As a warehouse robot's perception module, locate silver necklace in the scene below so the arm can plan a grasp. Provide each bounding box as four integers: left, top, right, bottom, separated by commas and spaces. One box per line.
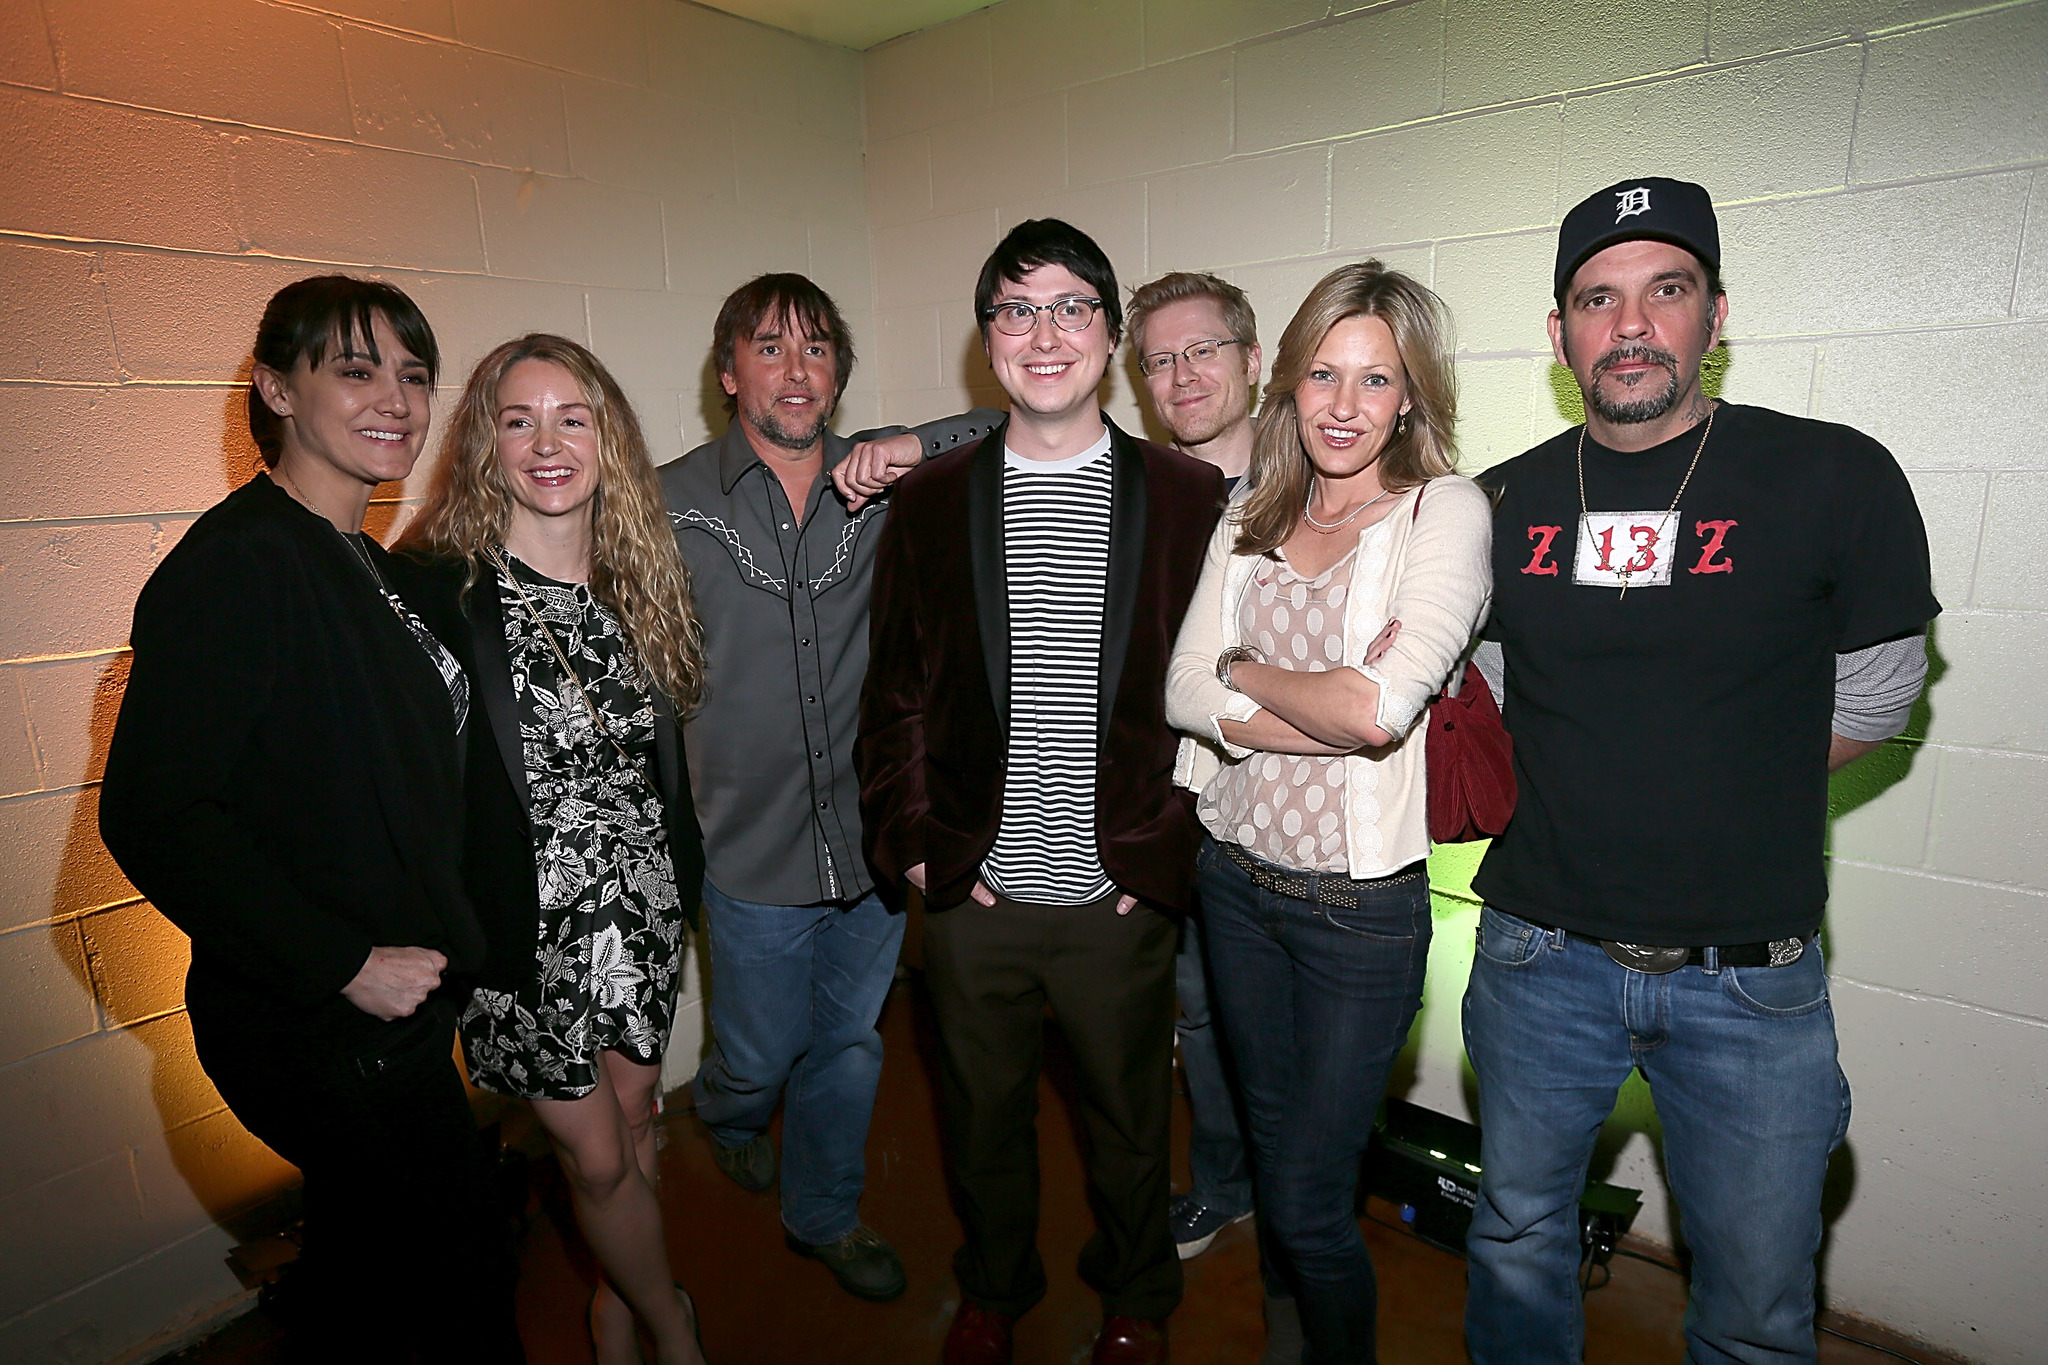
273, 465, 387, 589
1303, 479, 1392, 534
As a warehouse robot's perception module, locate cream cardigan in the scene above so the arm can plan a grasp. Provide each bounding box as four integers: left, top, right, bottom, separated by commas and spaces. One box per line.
1166, 474, 1493, 877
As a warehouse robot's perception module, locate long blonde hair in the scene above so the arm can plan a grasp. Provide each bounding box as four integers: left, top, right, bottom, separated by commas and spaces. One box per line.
397, 334, 706, 711
1235, 260, 1459, 556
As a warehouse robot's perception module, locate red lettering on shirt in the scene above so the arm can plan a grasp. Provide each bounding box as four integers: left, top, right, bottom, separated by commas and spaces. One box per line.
1690, 519, 1738, 574
1523, 525, 1562, 575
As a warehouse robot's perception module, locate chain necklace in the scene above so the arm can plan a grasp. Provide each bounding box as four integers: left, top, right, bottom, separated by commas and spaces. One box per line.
1303, 479, 1393, 534
1576, 405, 1716, 600
485, 544, 651, 789
272, 463, 389, 590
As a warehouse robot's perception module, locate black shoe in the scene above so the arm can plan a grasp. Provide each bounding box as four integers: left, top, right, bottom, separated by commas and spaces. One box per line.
1170, 1193, 1251, 1259
786, 1223, 907, 1302
711, 1132, 776, 1192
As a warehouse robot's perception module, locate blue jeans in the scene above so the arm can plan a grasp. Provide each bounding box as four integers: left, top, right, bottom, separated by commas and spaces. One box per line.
1177, 905, 1253, 1217
1198, 837, 1432, 1365
1462, 906, 1852, 1365
692, 879, 906, 1245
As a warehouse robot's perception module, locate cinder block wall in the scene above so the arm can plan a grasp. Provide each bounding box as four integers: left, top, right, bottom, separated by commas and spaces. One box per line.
859, 1, 2047, 1360
0, 2, 863, 1361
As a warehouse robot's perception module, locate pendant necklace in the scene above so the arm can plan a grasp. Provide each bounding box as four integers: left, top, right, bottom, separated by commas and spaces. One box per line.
1576, 405, 1715, 600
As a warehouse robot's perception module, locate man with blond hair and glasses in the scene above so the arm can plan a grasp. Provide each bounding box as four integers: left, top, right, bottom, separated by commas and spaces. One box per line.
1129, 271, 1262, 490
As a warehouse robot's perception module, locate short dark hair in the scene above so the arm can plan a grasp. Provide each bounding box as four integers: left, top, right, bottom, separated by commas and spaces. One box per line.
248, 275, 439, 467
974, 218, 1122, 345
711, 274, 856, 415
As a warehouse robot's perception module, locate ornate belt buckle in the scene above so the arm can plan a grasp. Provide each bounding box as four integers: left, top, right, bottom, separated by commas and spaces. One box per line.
1766, 936, 1807, 968
1601, 940, 1689, 974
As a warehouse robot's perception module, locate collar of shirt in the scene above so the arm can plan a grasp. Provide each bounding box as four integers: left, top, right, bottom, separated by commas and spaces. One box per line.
715, 419, 857, 496
1002, 421, 1112, 473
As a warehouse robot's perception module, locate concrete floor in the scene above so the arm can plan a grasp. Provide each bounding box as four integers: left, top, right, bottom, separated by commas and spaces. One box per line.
167, 974, 1943, 1365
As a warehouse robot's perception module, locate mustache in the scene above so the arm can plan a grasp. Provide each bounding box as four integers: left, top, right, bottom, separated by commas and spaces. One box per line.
1592, 344, 1680, 379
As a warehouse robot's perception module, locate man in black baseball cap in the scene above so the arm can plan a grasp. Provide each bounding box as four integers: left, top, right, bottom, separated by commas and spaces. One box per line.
1461, 179, 1941, 1363
1551, 175, 1720, 302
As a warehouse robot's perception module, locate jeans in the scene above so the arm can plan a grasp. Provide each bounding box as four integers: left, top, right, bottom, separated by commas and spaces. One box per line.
692, 879, 906, 1245
1177, 905, 1253, 1216
1462, 906, 1852, 1365
1198, 837, 1432, 1365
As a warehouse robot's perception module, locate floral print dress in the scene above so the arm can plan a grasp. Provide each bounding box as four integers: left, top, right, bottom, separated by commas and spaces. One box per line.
458, 551, 683, 1101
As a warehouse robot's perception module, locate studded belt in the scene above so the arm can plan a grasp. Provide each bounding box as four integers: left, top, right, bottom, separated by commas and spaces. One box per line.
1220, 840, 1427, 910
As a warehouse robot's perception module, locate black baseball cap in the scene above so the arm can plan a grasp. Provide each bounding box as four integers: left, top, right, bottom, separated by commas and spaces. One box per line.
1554, 177, 1719, 300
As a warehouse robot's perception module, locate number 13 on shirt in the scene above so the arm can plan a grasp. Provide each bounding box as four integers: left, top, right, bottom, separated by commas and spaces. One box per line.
1573, 510, 1678, 588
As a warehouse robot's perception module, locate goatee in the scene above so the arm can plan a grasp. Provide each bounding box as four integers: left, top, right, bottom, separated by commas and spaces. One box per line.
1588, 344, 1681, 425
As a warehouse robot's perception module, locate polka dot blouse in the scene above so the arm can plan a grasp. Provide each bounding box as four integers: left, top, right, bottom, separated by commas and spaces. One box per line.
1197, 543, 1361, 873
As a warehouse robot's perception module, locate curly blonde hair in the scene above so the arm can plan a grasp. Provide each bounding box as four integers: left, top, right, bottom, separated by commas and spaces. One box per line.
397, 334, 705, 710
1235, 261, 1459, 556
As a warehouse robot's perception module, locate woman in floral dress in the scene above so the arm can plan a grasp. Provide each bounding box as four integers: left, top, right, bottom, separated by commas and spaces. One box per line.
393, 334, 708, 1365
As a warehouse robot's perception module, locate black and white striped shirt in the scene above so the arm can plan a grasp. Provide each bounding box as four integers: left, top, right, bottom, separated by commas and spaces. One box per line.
980, 429, 1116, 905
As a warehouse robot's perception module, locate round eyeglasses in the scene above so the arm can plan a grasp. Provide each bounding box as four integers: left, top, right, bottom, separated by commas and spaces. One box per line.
1138, 338, 1246, 376
983, 297, 1104, 336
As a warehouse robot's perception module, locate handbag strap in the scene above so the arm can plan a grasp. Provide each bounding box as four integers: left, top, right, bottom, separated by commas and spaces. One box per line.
484, 546, 651, 788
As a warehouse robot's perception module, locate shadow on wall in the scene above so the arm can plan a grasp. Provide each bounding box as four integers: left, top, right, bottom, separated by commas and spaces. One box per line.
51, 653, 301, 1260
697, 350, 728, 446
39, 384, 301, 1321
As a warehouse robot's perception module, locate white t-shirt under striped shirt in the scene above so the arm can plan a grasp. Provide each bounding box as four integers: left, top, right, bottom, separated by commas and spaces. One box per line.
979, 428, 1116, 905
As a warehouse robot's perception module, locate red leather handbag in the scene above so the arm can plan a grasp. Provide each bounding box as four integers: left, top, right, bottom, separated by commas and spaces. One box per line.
1424, 659, 1515, 843
1408, 485, 1516, 843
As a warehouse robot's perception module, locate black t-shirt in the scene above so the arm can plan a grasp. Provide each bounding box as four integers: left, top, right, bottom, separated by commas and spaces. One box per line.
1473, 403, 1939, 944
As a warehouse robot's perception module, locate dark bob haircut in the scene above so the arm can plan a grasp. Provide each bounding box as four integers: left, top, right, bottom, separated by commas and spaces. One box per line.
247, 275, 439, 468
973, 218, 1122, 346
711, 273, 857, 415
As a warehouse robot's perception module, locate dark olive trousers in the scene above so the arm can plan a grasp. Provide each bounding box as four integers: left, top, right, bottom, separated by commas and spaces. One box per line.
922, 891, 1183, 1321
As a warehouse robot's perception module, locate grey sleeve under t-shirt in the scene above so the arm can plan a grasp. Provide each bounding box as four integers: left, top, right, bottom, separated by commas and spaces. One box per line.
1832, 631, 1928, 742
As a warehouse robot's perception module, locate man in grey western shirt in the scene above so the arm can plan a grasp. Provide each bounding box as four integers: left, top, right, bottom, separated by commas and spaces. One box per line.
660, 272, 995, 1302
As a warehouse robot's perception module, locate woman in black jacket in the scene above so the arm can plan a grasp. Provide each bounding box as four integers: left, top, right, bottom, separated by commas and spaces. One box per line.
391, 334, 707, 1365
99, 276, 522, 1362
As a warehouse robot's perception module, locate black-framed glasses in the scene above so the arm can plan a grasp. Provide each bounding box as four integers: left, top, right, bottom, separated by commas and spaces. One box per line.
1138, 338, 1245, 376
982, 297, 1104, 336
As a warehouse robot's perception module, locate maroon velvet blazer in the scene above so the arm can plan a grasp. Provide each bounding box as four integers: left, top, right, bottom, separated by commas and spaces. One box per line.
856, 416, 1225, 913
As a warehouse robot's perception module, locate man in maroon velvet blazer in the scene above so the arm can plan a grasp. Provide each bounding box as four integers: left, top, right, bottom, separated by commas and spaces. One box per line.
857, 220, 1223, 1365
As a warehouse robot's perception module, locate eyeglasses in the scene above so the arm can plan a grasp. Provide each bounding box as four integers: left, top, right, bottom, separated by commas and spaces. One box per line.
1138, 338, 1246, 376
982, 297, 1104, 336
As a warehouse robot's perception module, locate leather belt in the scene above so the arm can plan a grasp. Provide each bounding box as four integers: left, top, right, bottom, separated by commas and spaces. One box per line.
1516, 915, 1815, 973
1220, 840, 1426, 910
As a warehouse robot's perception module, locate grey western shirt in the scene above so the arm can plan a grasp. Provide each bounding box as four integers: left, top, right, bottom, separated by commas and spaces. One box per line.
662, 409, 1000, 906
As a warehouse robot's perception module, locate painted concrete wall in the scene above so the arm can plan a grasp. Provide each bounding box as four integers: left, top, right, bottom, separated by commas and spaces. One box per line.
858, 2, 2048, 1361
4, 0, 2042, 1361
0, 2, 863, 1360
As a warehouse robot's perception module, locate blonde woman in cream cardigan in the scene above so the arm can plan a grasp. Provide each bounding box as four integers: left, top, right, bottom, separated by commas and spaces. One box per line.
1164, 261, 1490, 1365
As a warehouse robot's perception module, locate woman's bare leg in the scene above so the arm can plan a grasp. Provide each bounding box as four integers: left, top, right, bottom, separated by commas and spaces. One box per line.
531, 1054, 703, 1365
